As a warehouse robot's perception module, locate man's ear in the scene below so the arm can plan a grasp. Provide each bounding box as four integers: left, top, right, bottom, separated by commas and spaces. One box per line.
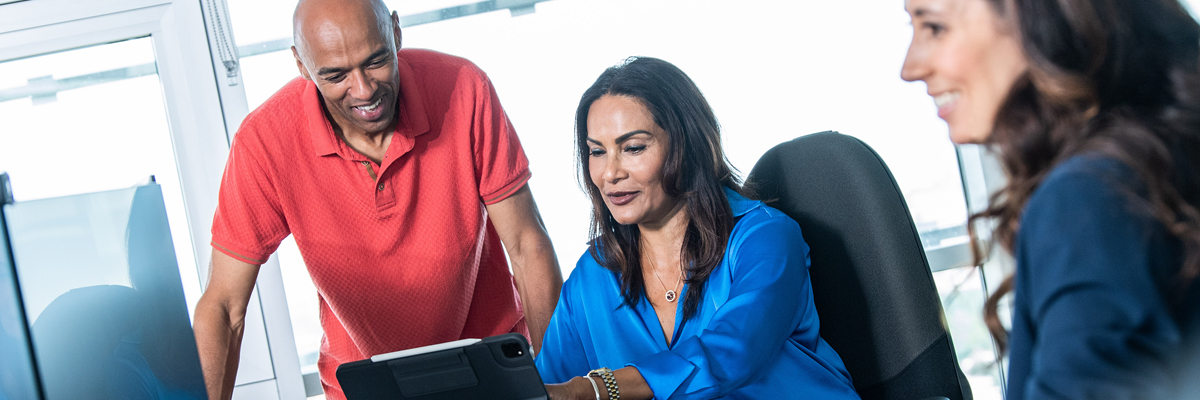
391, 11, 402, 50
292, 45, 312, 81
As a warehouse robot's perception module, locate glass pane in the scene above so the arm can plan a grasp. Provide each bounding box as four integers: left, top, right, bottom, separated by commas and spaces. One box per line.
3, 184, 206, 400
934, 266, 1004, 400
224, 0, 973, 382
0, 38, 199, 316
277, 236, 322, 369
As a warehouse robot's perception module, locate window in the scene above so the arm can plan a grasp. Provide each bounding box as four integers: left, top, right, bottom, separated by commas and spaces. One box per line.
0, 1, 304, 398
0, 38, 197, 287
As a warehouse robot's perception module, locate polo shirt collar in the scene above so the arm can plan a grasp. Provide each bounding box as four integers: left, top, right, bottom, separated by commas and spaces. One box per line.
306, 53, 430, 157
726, 187, 760, 217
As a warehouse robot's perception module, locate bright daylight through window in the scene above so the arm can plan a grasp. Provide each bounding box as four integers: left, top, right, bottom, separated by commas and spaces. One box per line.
0, 37, 201, 314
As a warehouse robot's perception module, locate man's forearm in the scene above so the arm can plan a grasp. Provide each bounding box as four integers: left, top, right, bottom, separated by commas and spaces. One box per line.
511, 236, 563, 353
194, 298, 247, 400
485, 186, 563, 353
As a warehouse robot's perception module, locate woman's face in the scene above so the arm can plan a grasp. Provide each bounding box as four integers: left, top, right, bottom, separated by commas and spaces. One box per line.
586, 95, 682, 227
901, 0, 1029, 144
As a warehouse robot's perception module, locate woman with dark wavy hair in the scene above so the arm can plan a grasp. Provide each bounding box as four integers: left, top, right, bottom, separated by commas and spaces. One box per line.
535, 57, 859, 399
903, 0, 1200, 398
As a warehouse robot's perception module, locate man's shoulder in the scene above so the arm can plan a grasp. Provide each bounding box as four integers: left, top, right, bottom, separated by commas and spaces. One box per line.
236, 77, 312, 142
243, 77, 310, 125
399, 48, 490, 84
224, 76, 315, 164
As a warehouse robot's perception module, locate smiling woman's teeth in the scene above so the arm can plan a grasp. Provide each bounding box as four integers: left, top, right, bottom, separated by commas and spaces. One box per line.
356, 98, 382, 112
934, 92, 960, 109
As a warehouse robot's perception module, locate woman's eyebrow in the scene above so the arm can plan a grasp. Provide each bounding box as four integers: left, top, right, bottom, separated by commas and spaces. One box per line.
587, 130, 652, 146
615, 130, 652, 144
909, 4, 942, 18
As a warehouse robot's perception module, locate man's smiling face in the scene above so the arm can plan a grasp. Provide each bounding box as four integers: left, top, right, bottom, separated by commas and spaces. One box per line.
293, 0, 401, 137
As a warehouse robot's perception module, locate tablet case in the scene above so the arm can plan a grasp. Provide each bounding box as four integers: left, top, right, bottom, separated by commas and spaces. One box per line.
336, 333, 548, 400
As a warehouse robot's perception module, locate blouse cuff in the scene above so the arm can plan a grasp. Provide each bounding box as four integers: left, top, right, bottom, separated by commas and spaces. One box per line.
627, 350, 696, 400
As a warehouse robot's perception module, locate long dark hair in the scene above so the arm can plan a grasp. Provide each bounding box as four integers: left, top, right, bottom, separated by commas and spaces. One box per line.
575, 57, 745, 322
976, 0, 1200, 353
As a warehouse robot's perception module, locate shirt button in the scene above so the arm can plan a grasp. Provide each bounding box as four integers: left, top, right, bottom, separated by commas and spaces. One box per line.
361, 161, 369, 166
377, 183, 385, 191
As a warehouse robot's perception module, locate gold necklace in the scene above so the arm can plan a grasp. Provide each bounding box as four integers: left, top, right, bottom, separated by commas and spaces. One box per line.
647, 254, 683, 302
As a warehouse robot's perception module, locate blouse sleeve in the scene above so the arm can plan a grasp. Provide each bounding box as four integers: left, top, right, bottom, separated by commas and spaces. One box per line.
1015, 161, 1183, 399
627, 213, 815, 399
535, 266, 590, 384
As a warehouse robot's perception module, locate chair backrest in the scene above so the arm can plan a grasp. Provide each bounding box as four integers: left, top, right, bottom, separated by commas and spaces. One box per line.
747, 132, 972, 400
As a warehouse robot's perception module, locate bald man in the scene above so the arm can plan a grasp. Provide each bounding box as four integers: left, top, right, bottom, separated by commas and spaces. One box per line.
191, 1, 563, 399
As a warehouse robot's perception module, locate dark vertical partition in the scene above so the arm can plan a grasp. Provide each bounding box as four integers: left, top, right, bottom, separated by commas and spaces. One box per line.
3, 182, 206, 400
0, 172, 41, 400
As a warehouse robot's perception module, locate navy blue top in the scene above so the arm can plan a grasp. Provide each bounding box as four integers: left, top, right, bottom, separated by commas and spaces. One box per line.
1007, 154, 1200, 399
535, 189, 859, 399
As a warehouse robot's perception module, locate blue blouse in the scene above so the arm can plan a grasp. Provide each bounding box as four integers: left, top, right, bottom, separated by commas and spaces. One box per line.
1007, 155, 1200, 399
536, 189, 859, 399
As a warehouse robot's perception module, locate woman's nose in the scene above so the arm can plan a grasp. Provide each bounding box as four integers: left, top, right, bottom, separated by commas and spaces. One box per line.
901, 39, 930, 83
602, 156, 625, 184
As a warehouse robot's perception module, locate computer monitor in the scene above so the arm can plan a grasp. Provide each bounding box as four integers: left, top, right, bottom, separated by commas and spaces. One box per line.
3, 177, 207, 400
0, 173, 43, 400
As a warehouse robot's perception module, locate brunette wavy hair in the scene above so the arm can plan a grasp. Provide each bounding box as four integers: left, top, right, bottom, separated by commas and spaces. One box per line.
976, 0, 1200, 353
575, 57, 745, 322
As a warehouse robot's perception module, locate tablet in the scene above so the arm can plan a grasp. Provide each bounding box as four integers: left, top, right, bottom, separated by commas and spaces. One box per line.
336, 333, 548, 400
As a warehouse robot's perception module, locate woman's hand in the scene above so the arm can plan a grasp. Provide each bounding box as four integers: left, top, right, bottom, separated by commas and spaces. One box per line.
545, 376, 600, 400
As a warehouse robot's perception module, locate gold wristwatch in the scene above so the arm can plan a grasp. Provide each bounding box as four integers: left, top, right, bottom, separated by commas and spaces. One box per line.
587, 367, 619, 400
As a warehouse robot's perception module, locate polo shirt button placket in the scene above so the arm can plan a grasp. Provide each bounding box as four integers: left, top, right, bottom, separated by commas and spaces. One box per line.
373, 173, 395, 211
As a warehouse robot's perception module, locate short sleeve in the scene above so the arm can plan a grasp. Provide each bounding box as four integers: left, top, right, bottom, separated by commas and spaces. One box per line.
469, 68, 531, 205
1014, 157, 1183, 399
210, 128, 290, 265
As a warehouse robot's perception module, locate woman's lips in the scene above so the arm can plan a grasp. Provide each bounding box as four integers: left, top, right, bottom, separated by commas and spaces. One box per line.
607, 191, 639, 206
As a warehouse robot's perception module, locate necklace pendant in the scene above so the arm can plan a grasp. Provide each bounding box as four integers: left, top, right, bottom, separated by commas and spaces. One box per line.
665, 290, 677, 302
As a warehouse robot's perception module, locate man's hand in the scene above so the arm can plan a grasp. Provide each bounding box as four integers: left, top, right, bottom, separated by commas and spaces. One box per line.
485, 184, 563, 353
193, 249, 261, 400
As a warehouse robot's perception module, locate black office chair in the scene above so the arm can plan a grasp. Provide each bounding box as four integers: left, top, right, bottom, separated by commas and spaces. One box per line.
747, 132, 972, 400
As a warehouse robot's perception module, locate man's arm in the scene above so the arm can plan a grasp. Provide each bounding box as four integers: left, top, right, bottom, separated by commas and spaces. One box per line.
485, 184, 563, 353
193, 249, 261, 400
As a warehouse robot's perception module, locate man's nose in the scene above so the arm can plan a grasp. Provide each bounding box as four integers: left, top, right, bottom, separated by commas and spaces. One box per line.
347, 70, 376, 100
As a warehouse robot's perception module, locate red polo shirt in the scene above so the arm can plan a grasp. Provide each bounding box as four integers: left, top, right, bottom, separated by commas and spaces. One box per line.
210, 49, 530, 399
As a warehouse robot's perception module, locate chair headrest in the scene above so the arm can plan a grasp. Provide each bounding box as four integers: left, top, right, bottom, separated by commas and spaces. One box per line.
748, 132, 967, 398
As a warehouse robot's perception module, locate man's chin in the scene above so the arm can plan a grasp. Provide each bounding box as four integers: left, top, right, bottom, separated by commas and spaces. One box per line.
341, 105, 395, 134
356, 120, 394, 135
339, 112, 394, 135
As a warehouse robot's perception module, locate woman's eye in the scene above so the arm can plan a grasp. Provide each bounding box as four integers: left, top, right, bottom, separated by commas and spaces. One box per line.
589, 148, 605, 157
625, 145, 646, 153
923, 22, 945, 37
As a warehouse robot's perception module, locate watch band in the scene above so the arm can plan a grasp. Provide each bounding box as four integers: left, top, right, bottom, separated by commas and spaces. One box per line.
588, 367, 619, 400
